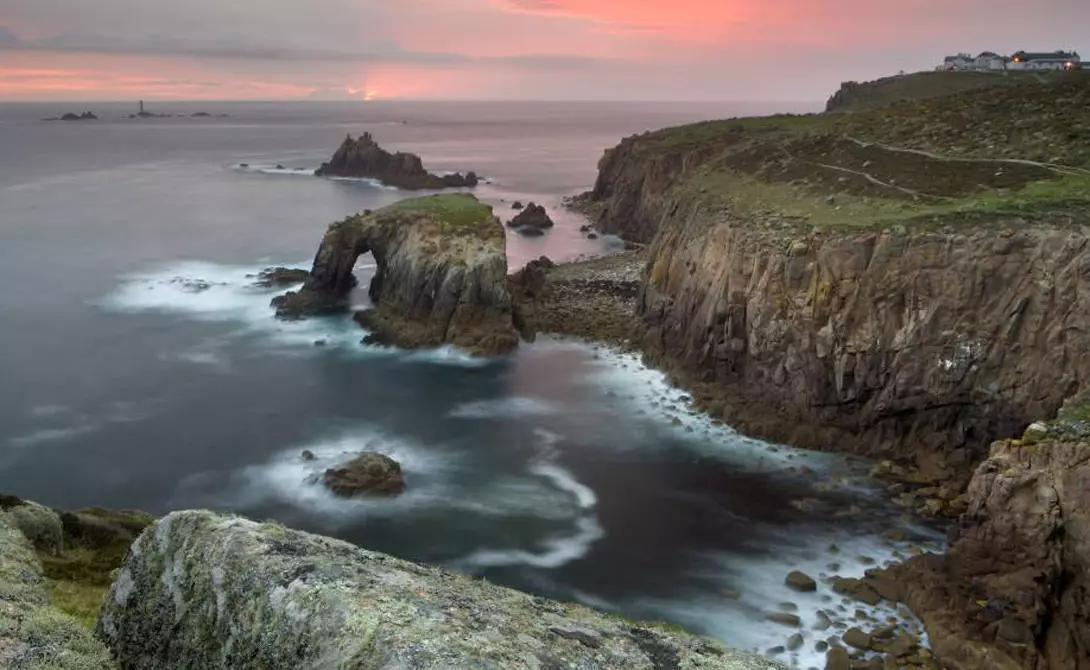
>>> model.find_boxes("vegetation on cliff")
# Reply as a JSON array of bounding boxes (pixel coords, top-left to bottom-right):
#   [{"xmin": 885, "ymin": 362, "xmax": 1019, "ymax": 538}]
[{"xmin": 824, "ymin": 70, "xmax": 1067, "ymax": 113}]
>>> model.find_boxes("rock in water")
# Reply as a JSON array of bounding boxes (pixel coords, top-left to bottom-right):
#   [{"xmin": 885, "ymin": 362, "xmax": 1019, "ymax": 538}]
[
  {"xmin": 323, "ymin": 452, "xmax": 406, "ymax": 497},
  {"xmin": 97, "ymin": 510, "xmax": 784, "ymax": 670},
  {"xmin": 254, "ymin": 267, "xmax": 310, "ymax": 288},
  {"xmin": 273, "ymin": 194, "xmax": 519, "ymax": 356},
  {"xmin": 785, "ymin": 570, "xmax": 817, "ymax": 592},
  {"xmin": 507, "ymin": 202, "xmax": 555, "ymax": 235},
  {"xmin": 315, "ymin": 133, "xmax": 478, "ymax": 190}
]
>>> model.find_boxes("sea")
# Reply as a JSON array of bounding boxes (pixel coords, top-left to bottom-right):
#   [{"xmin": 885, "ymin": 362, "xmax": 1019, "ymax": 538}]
[{"xmin": 0, "ymin": 100, "xmax": 942, "ymax": 668}]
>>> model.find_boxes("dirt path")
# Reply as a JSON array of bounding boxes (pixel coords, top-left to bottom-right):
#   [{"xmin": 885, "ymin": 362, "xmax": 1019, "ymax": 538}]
[{"xmin": 843, "ymin": 136, "xmax": 1090, "ymax": 177}]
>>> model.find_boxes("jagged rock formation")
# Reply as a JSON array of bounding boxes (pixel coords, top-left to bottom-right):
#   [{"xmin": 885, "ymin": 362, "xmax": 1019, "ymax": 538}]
[
  {"xmin": 1, "ymin": 504, "xmax": 116, "ymax": 669},
  {"xmin": 273, "ymin": 194, "xmax": 519, "ymax": 356},
  {"xmin": 252, "ymin": 267, "xmax": 310, "ymax": 288},
  {"xmin": 883, "ymin": 393, "xmax": 1090, "ymax": 669},
  {"xmin": 506, "ymin": 202, "xmax": 555, "ymax": 236},
  {"xmin": 44, "ymin": 111, "xmax": 98, "ymax": 121},
  {"xmin": 323, "ymin": 452, "xmax": 406, "ymax": 497},
  {"xmin": 315, "ymin": 133, "xmax": 479, "ymax": 190},
  {"xmin": 97, "ymin": 510, "xmax": 784, "ymax": 670}
]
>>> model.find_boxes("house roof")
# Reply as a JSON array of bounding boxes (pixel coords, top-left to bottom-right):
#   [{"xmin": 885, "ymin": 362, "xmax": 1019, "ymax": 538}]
[
  {"xmin": 1013, "ymin": 50, "xmax": 1079, "ymax": 61},
  {"xmin": 977, "ymin": 51, "xmax": 1000, "ymax": 58}
]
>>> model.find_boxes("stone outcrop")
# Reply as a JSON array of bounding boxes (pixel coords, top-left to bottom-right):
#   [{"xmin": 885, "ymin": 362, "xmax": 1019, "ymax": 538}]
[
  {"xmin": 273, "ymin": 194, "xmax": 519, "ymax": 356},
  {"xmin": 44, "ymin": 111, "xmax": 98, "ymax": 121},
  {"xmin": 253, "ymin": 267, "xmax": 310, "ymax": 288},
  {"xmin": 1, "ymin": 505, "xmax": 116, "ymax": 669},
  {"xmin": 315, "ymin": 133, "xmax": 479, "ymax": 190},
  {"xmin": 884, "ymin": 393, "xmax": 1090, "ymax": 670},
  {"xmin": 506, "ymin": 202, "xmax": 555, "ymax": 236},
  {"xmin": 97, "ymin": 510, "xmax": 783, "ymax": 670},
  {"xmin": 322, "ymin": 452, "xmax": 406, "ymax": 497}
]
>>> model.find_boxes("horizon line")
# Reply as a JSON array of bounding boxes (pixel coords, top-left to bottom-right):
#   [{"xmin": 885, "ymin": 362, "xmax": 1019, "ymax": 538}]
[{"xmin": 1, "ymin": 98, "xmax": 824, "ymax": 106}]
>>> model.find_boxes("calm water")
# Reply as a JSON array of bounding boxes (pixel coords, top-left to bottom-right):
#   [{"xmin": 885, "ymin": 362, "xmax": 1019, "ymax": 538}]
[{"xmin": 0, "ymin": 100, "xmax": 936, "ymax": 666}]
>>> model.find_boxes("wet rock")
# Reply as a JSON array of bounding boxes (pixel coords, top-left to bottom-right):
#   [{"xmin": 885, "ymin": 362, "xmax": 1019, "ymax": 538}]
[
  {"xmin": 300, "ymin": 450, "xmax": 316, "ymax": 462},
  {"xmin": 507, "ymin": 202, "xmax": 555, "ymax": 235},
  {"xmin": 824, "ymin": 647, "xmax": 850, "ymax": 670},
  {"xmin": 841, "ymin": 628, "xmax": 872, "ymax": 651},
  {"xmin": 786, "ymin": 633, "xmax": 804, "ymax": 651},
  {"xmin": 511, "ymin": 201, "xmax": 524, "ymax": 210},
  {"xmin": 767, "ymin": 612, "xmax": 802, "ymax": 627},
  {"xmin": 322, "ymin": 452, "xmax": 406, "ymax": 497},
  {"xmin": 587, "ymin": 233, "xmax": 599, "ymax": 239},
  {"xmin": 255, "ymin": 267, "xmax": 311, "ymax": 288},
  {"xmin": 832, "ymin": 578, "xmax": 881, "ymax": 606},
  {"xmin": 786, "ymin": 570, "xmax": 817, "ymax": 592}
]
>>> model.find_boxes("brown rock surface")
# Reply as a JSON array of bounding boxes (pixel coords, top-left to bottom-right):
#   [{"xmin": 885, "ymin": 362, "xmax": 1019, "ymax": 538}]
[{"xmin": 323, "ymin": 452, "xmax": 406, "ymax": 497}]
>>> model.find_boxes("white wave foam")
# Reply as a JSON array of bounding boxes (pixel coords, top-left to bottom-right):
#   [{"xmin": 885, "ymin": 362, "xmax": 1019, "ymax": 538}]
[
  {"xmin": 449, "ymin": 397, "xmax": 558, "ymax": 419},
  {"xmin": 8, "ymin": 400, "xmax": 160, "ymax": 448},
  {"xmin": 529, "ymin": 462, "xmax": 597, "ymax": 510},
  {"xmin": 233, "ymin": 164, "xmax": 318, "ymax": 177}
]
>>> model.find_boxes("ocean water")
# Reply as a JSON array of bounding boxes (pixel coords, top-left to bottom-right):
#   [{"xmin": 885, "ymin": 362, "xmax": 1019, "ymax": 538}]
[{"xmin": 0, "ymin": 100, "xmax": 940, "ymax": 667}]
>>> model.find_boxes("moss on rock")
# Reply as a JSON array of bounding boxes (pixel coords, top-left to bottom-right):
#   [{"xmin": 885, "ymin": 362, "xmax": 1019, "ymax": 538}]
[
  {"xmin": 1, "ymin": 502, "xmax": 64, "ymax": 557},
  {"xmin": 98, "ymin": 510, "xmax": 784, "ymax": 670}
]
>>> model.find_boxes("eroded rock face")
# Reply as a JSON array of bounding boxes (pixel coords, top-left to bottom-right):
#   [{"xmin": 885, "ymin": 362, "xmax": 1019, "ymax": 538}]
[
  {"xmin": 323, "ymin": 452, "xmax": 406, "ymax": 497},
  {"xmin": 97, "ymin": 510, "xmax": 785, "ymax": 670},
  {"xmin": 273, "ymin": 195, "xmax": 519, "ymax": 356},
  {"xmin": 253, "ymin": 267, "xmax": 310, "ymax": 288},
  {"xmin": 315, "ymin": 133, "xmax": 479, "ymax": 190},
  {"xmin": 886, "ymin": 396, "xmax": 1090, "ymax": 670}
]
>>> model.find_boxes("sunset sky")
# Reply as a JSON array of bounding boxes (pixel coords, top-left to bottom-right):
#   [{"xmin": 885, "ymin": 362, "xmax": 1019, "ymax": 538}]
[{"xmin": 1, "ymin": 0, "xmax": 1086, "ymax": 101}]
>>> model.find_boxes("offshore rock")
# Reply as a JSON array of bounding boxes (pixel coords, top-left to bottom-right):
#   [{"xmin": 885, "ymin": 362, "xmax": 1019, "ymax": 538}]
[
  {"xmin": 273, "ymin": 194, "xmax": 519, "ymax": 356},
  {"xmin": 315, "ymin": 133, "xmax": 478, "ymax": 190},
  {"xmin": 1, "ymin": 510, "xmax": 116, "ymax": 669},
  {"xmin": 253, "ymin": 266, "xmax": 310, "ymax": 288},
  {"xmin": 96, "ymin": 510, "xmax": 785, "ymax": 670},
  {"xmin": 506, "ymin": 202, "xmax": 555, "ymax": 236},
  {"xmin": 322, "ymin": 452, "xmax": 406, "ymax": 497}
]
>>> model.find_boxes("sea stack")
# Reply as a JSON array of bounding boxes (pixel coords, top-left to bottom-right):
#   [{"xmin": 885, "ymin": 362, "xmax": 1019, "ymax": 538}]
[
  {"xmin": 315, "ymin": 133, "xmax": 479, "ymax": 190},
  {"xmin": 273, "ymin": 194, "xmax": 518, "ymax": 356}
]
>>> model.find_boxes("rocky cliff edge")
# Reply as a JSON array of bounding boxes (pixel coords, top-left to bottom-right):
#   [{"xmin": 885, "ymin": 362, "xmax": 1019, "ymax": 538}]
[{"xmin": 97, "ymin": 510, "xmax": 784, "ymax": 670}]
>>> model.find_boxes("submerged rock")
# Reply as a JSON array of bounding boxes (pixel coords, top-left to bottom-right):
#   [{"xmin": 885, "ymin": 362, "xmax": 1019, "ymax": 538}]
[
  {"xmin": 97, "ymin": 510, "xmax": 786, "ymax": 669},
  {"xmin": 507, "ymin": 202, "xmax": 555, "ymax": 235},
  {"xmin": 254, "ymin": 267, "xmax": 310, "ymax": 288},
  {"xmin": 315, "ymin": 133, "xmax": 478, "ymax": 190},
  {"xmin": 273, "ymin": 194, "xmax": 519, "ymax": 356},
  {"xmin": 323, "ymin": 452, "xmax": 406, "ymax": 497}
]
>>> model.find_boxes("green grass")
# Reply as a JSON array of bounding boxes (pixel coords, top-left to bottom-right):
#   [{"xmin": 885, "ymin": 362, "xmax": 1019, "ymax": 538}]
[
  {"xmin": 384, "ymin": 194, "xmax": 494, "ymax": 229},
  {"xmin": 48, "ymin": 578, "xmax": 108, "ymax": 629}
]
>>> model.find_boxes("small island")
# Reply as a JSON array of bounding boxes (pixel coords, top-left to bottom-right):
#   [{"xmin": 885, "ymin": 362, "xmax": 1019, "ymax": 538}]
[
  {"xmin": 42, "ymin": 111, "xmax": 97, "ymax": 122},
  {"xmin": 314, "ymin": 133, "xmax": 479, "ymax": 190}
]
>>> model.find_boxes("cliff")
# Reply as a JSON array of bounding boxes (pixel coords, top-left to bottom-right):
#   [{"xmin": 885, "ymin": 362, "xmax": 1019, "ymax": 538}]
[
  {"xmin": 823, "ymin": 70, "xmax": 1061, "ymax": 113},
  {"xmin": 274, "ymin": 194, "xmax": 519, "ymax": 356},
  {"xmin": 315, "ymin": 133, "xmax": 479, "ymax": 189},
  {"xmin": 884, "ymin": 393, "xmax": 1090, "ymax": 669},
  {"xmin": 1, "ymin": 502, "xmax": 117, "ymax": 669},
  {"xmin": 580, "ymin": 74, "xmax": 1090, "ymax": 484},
  {"xmin": 97, "ymin": 510, "xmax": 784, "ymax": 670}
]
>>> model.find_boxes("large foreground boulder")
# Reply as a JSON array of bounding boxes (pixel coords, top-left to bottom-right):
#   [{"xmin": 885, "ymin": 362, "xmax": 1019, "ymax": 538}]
[
  {"xmin": 97, "ymin": 510, "xmax": 782, "ymax": 670},
  {"xmin": 273, "ymin": 194, "xmax": 519, "ymax": 356},
  {"xmin": 1, "ymin": 511, "xmax": 116, "ymax": 669},
  {"xmin": 315, "ymin": 133, "xmax": 478, "ymax": 190}
]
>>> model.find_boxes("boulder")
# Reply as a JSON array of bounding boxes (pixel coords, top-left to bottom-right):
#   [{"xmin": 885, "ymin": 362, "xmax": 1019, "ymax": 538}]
[
  {"xmin": 785, "ymin": 570, "xmax": 817, "ymax": 592},
  {"xmin": 1, "ymin": 500, "xmax": 63, "ymax": 557},
  {"xmin": 273, "ymin": 194, "xmax": 519, "ymax": 356},
  {"xmin": 96, "ymin": 510, "xmax": 786, "ymax": 670},
  {"xmin": 323, "ymin": 452, "xmax": 406, "ymax": 497},
  {"xmin": 1, "ymin": 512, "xmax": 116, "ymax": 668},
  {"xmin": 315, "ymin": 133, "xmax": 478, "ymax": 190},
  {"xmin": 506, "ymin": 203, "xmax": 555, "ymax": 235},
  {"xmin": 842, "ymin": 627, "xmax": 872, "ymax": 651},
  {"xmin": 512, "ymin": 201, "xmax": 524, "ymax": 210}
]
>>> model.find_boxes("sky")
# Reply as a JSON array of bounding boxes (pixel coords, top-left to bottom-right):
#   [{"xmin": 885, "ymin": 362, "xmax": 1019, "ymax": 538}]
[{"xmin": 1, "ymin": 0, "xmax": 1087, "ymax": 102}]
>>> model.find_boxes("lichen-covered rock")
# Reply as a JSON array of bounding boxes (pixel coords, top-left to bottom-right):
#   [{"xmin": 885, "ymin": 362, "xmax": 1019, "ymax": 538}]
[
  {"xmin": 1, "ymin": 514, "xmax": 116, "ymax": 669},
  {"xmin": 315, "ymin": 133, "xmax": 478, "ymax": 190},
  {"xmin": 322, "ymin": 452, "xmax": 406, "ymax": 497},
  {"xmin": 97, "ymin": 510, "xmax": 785, "ymax": 670},
  {"xmin": 273, "ymin": 194, "xmax": 519, "ymax": 356},
  {"xmin": 1, "ymin": 500, "xmax": 63, "ymax": 557}
]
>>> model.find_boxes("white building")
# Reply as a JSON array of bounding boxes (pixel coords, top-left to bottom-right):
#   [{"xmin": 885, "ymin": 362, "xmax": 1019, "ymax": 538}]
[{"xmin": 1008, "ymin": 50, "xmax": 1081, "ymax": 71}]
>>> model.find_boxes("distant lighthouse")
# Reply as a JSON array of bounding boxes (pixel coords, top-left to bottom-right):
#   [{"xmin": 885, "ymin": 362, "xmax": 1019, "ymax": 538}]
[{"xmin": 139, "ymin": 100, "xmax": 145, "ymax": 115}]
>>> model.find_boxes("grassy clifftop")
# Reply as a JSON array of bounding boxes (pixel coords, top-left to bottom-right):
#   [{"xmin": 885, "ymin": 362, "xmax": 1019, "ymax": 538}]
[
  {"xmin": 824, "ymin": 70, "xmax": 1068, "ymax": 113},
  {"xmin": 618, "ymin": 71, "xmax": 1090, "ymax": 232}
]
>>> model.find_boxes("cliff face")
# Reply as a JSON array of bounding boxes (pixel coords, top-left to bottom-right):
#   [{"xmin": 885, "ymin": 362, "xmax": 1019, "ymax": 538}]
[
  {"xmin": 274, "ymin": 194, "xmax": 519, "ymax": 356},
  {"xmin": 640, "ymin": 216, "xmax": 1090, "ymax": 473},
  {"xmin": 97, "ymin": 510, "xmax": 784, "ymax": 670},
  {"xmin": 315, "ymin": 133, "xmax": 478, "ymax": 190},
  {"xmin": 888, "ymin": 396, "xmax": 1090, "ymax": 669}
]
